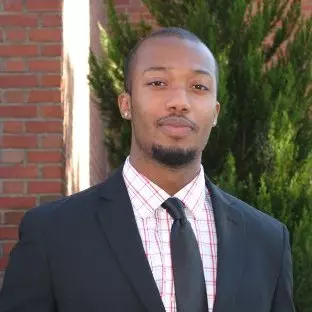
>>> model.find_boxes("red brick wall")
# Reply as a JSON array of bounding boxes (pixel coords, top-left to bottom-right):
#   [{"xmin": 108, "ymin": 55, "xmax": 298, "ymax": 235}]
[
  {"xmin": 0, "ymin": 0, "xmax": 63, "ymax": 280},
  {"xmin": 113, "ymin": 0, "xmax": 154, "ymax": 23}
]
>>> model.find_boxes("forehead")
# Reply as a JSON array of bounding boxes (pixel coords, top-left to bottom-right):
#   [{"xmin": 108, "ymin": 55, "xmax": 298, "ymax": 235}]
[{"xmin": 132, "ymin": 36, "xmax": 216, "ymax": 78}]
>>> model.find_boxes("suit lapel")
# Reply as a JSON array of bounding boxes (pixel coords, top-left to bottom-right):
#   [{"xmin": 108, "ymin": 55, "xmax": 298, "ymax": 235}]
[
  {"xmin": 206, "ymin": 179, "xmax": 246, "ymax": 312},
  {"xmin": 94, "ymin": 165, "xmax": 245, "ymax": 312},
  {"xmin": 95, "ymin": 166, "xmax": 165, "ymax": 312}
]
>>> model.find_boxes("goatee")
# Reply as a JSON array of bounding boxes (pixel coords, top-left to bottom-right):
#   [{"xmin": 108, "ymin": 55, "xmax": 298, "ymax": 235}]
[{"xmin": 151, "ymin": 144, "xmax": 197, "ymax": 169}]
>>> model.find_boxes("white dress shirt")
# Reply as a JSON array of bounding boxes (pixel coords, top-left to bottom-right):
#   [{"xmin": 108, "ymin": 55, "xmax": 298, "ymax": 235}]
[{"xmin": 123, "ymin": 157, "xmax": 217, "ymax": 311}]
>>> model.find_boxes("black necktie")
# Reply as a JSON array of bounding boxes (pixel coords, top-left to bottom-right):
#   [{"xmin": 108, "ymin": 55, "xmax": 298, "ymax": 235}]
[{"xmin": 161, "ymin": 197, "xmax": 208, "ymax": 312}]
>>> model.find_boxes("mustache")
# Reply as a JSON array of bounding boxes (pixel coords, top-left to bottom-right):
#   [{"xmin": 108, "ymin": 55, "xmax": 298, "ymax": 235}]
[{"xmin": 156, "ymin": 115, "xmax": 197, "ymax": 131}]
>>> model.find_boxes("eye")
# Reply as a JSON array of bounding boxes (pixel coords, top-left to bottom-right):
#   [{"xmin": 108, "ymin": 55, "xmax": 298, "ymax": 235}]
[
  {"xmin": 147, "ymin": 81, "xmax": 167, "ymax": 87},
  {"xmin": 192, "ymin": 84, "xmax": 209, "ymax": 91}
]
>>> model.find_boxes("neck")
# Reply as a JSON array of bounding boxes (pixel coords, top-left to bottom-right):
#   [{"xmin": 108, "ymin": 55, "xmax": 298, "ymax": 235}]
[{"xmin": 129, "ymin": 152, "xmax": 202, "ymax": 196}]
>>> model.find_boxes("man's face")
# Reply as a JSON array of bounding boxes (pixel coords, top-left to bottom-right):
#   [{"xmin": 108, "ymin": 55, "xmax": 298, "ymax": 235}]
[{"xmin": 119, "ymin": 36, "xmax": 220, "ymax": 168}]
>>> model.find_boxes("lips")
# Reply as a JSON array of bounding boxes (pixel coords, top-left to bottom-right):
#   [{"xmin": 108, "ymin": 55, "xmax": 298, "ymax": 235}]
[
  {"xmin": 158, "ymin": 116, "xmax": 195, "ymax": 138},
  {"xmin": 158, "ymin": 116, "xmax": 195, "ymax": 129}
]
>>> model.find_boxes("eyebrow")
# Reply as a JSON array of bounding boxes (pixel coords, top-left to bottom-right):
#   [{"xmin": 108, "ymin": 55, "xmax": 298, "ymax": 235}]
[
  {"xmin": 143, "ymin": 66, "xmax": 173, "ymax": 73},
  {"xmin": 143, "ymin": 66, "xmax": 213, "ymax": 77},
  {"xmin": 193, "ymin": 69, "xmax": 212, "ymax": 76}
]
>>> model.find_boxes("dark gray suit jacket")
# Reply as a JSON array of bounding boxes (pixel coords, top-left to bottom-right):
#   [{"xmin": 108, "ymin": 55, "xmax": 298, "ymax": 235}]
[{"xmin": 0, "ymin": 165, "xmax": 295, "ymax": 312}]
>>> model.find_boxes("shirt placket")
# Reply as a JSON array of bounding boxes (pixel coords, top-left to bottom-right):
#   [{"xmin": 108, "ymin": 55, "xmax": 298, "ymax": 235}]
[{"xmin": 157, "ymin": 207, "xmax": 175, "ymax": 311}]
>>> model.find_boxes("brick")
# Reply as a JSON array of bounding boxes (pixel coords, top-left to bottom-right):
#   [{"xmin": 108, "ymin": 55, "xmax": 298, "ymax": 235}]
[
  {"xmin": 40, "ymin": 74, "xmax": 61, "ymax": 87},
  {"xmin": 0, "ymin": 150, "xmax": 25, "ymax": 164},
  {"xmin": 39, "ymin": 195, "xmax": 62, "ymax": 204},
  {"xmin": 3, "ymin": 182, "xmax": 24, "ymax": 194},
  {"xmin": 0, "ymin": 14, "xmax": 37, "ymax": 27},
  {"xmin": 131, "ymin": 0, "xmax": 143, "ymax": 5},
  {"xmin": 28, "ymin": 181, "xmax": 63, "ymax": 194},
  {"xmin": 0, "ymin": 227, "xmax": 18, "ymax": 240},
  {"xmin": 130, "ymin": 14, "xmax": 143, "ymax": 23},
  {"xmin": 39, "ymin": 105, "xmax": 63, "ymax": 118},
  {"xmin": 0, "ymin": 165, "xmax": 38, "ymax": 178},
  {"xmin": 4, "ymin": 59, "xmax": 26, "ymax": 72},
  {"xmin": 0, "ymin": 256, "xmax": 9, "ymax": 270},
  {"xmin": 0, "ymin": 135, "xmax": 38, "ymax": 148},
  {"xmin": 127, "ymin": 7, "xmax": 148, "ymax": 13},
  {"xmin": 29, "ymin": 59, "xmax": 61, "ymax": 72},
  {"xmin": 3, "ymin": 91, "xmax": 26, "ymax": 103},
  {"xmin": 25, "ymin": 121, "xmax": 62, "ymax": 133},
  {"xmin": 115, "ymin": 6, "xmax": 127, "ymax": 14},
  {"xmin": 41, "ymin": 44, "xmax": 62, "ymax": 56},
  {"xmin": 3, "ymin": 121, "xmax": 24, "ymax": 134},
  {"xmin": 5, "ymin": 29, "xmax": 27, "ymax": 42},
  {"xmin": 26, "ymin": 0, "xmax": 62, "ymax": 11},
  {"xmin": 0, "ymin": 30, "xmax": 3, "ymax": 42},
  {"xmin": 115, "ymin": 0, "xmax": 130, "ymax": 4},
  {"xmin": 142, "ymin": 13, "xmax": 153, "ymax": 20},
  {"xmin": 42, "ymin": 165, "xmax": 63, "ymax": 178},
  {"xmin": 0, "ymin": 197, "xmax": 36, "ymax": 209},
  {"xmin": 0, "ymin": 106, "xmax": 37, "ymax": 118},
  {"xmin": 29, "ymin": 28, "xmax": 61, "ymax": 42},
  {"xmin": 41, "ymin": 14, "xmax": 62, "ymax": 27},
  {"xmin": 28, "ymin": 90, "xmax": 61, "ymax": 103},
  {"xmin": 3, "ymin": 0, "xmax": 24, "ymax": 12},
  {"xmin": 0, "ymin": 75, "xmax": 37, "ymax": 88},
  {"xmin": 2, "ymin": 242, "xmax": 17, "ymax": 256},
  {"xmin": 41, "ymin": 135, "xmax": 63, "ymax": 148},
  {"xmin": 303, "ymin": 6, "xmax": 312, "ymax": 16},
  {"xmin": 27, "ymin": 150, "xmax": 63, "ymax": 163},
  {"xmin": 0, "ymin": 45, "xmax": 38, "ymax": 57}
]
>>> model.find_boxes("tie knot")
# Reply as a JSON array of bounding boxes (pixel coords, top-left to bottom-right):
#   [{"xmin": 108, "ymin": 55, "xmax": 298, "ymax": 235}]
[{"xmin": 161, "ymin": 197, "xmax": 186, "ymax": 220}]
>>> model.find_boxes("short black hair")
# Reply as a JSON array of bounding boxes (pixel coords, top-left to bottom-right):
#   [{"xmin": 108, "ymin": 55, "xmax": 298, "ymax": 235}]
[{"xmin": 123, "ymin": 27, "xmax": 219, "ymax": 94}]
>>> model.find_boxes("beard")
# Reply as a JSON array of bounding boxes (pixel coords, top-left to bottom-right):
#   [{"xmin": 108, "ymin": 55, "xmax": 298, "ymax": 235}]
[{"xmin": 151, "ymin": 143, "xmax": 197, "ymax": 169}]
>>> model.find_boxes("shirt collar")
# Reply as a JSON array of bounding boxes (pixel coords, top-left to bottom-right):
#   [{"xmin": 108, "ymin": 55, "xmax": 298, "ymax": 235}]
[{"xmin": 122, "ymin": 156, "xmax": 207, "ymax": 219}]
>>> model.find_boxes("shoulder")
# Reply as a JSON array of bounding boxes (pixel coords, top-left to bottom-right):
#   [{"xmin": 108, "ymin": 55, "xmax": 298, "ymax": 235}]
[
  {"xmin": 20, "ymin": 180, "xmax": 106, "ymax": 234},
  {"xmin": 215, "ymin": 185, "xmax": 286, "ymax": 241},
  {"xmin": 212, "ymin": 185, "xmax": 289, "ymax": 267},
  {"xmin": 19, "ymin": 165, "xmax": 125, "ymax": 235}
]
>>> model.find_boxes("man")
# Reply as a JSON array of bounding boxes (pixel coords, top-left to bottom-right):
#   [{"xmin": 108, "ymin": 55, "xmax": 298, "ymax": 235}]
[{"xmin": 0, "ymin": 27, "xmax": 295, "ymax": 312}]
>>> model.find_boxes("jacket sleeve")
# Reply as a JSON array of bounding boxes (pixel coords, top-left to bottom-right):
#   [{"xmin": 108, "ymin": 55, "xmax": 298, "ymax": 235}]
[
  {"xmin": 271, "ymin": 225, "xmax": 296, "ymax": 312},
  {"xmin": 0, "ymin": 208, "xmax": 56, "ymax": 312}
]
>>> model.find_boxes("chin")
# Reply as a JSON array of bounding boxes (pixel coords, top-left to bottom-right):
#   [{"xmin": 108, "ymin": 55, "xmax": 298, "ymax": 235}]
[
  {"xmin": 153, "ymin": 142, "xmax": 191, "ymax": 152},
  {"xmin": 158, "ymin": 136, "xmax": 193, "ymax": 147},
  {"xmin": 151, "ymin": 142, "xmax": 197, "ymax": 155},
  {"xmin": 150, "ymin": 143, "xmax": 198, "ymax": 168}
]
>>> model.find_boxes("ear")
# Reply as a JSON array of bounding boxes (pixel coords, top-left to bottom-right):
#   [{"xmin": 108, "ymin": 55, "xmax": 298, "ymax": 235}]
[
  {"xmin": 118, "ymin": 92, "xmax": 132, "ymax": 120},
  {"xmin": 212, "ymin": 101, "xmax": 221, "ymax": 127}
]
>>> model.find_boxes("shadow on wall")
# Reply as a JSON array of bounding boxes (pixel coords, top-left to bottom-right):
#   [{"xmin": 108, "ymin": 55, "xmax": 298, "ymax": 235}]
[{"xmin": 63, "ymin": 53, "xmax": 80, "ymax": 195}]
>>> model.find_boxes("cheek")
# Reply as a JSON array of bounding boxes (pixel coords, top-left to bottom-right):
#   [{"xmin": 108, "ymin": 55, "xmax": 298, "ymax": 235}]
[
  {"xmin": 132, "ymin": 95, "xmax": 162, "ymax": 125},
  {"xmin": 196, "ymin": 107, "xmax": 215, "ymax": 127},
  {"xmin": 194, "ymin": 108, "xmax": 215, "ymax": 139},
  {"xmin": 131, "ymin": 103, "xmax": 157, "ymax": 136}
]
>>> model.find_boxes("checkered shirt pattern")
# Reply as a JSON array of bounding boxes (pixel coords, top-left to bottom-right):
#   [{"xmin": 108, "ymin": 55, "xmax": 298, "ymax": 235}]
[{"xmin": 122, "ymin": 157, "xmax": 218, "ymax": 312}]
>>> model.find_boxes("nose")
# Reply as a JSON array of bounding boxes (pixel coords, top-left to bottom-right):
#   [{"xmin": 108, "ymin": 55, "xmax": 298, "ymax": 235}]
[{"xmin": 165, "ymin": 86, "xmax": 191, "ymax": 113}]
